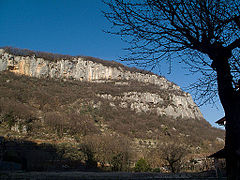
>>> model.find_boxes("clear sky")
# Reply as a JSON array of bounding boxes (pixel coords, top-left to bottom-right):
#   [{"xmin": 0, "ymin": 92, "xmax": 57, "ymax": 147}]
[{"xmin": 0, "ymin": 0, "xmax": 224, "ymax": 128}]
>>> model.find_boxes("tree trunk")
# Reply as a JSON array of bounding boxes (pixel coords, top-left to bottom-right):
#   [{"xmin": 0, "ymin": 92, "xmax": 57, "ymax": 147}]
[
  {"xmin": 225, "ymin": 95, "xmax": 240, "ymax": 179},
  {"xmin": 212, "ymin": 50, "xmax": 240, "ymax": 179}
]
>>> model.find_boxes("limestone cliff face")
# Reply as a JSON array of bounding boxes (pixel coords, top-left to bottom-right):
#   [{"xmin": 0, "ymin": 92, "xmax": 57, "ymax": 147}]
[
  {"xmin": 97, "ymin": 91, "xmax": 203, "ymax": 120},
  {"xmin": 0, "ymin": 49, "xmax": 175, "ymax": 89},
  {"xmin": 0, "ymin": 48, "xmax": 203, "ymax": 120}
]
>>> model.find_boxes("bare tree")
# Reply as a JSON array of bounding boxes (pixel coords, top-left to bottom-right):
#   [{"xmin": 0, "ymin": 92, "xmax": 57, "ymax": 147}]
[
  {"xmin": 160, "ymin": 143, "xmax": 188, "ymax": 173},
  {"xmin": 103, "ymin": 0, "xmax": 240, "ymax": 178}
]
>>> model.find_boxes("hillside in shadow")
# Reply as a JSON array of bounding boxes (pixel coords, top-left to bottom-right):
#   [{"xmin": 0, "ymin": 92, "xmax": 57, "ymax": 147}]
[{"xmin": 0, "ymin": 136, "xmax": 99, "ymax": 171}]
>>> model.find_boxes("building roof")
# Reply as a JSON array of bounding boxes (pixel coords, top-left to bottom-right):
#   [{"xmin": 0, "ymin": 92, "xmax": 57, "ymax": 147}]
[
  {"xmin": 215, "ymin": 117, "xmax": 226, "ymax": 126},
  {"xmin": 208, "ymin": 148, "xmax": 226, "ymax": 159}
]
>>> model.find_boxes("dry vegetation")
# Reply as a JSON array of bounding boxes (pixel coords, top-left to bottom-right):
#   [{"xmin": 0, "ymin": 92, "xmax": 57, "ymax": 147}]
[{"xmin": 0, "ymin": 71, "xmax": 224, "ymax": 172}]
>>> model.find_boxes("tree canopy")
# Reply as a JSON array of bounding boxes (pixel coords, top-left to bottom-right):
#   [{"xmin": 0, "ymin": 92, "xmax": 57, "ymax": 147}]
[{"xmin": 103, "ymin": 0, "xmax": 240, "ymax": 105}]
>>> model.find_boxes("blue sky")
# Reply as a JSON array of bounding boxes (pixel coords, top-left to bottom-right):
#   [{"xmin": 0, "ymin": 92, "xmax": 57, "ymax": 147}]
[{"xmin": 0, "ymin": 0, "xmax": 224, "ymax": 128}]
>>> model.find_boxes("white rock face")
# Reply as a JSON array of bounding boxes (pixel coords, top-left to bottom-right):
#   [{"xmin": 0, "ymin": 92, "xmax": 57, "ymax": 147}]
[
  {"xmin": 97, "ymin": 91, "xmax": 203, "ymax": 120},
  {"xmin": 0, "ymin": 48, "xmax": 204, "ymax": 120},
  {"xmin": 0, "ymin": 49, "xmax": 179, "ymax": 90}
]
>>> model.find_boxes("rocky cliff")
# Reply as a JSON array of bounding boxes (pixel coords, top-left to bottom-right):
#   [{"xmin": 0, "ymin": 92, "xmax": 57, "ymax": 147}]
[
  {"xmin": 0, "ymin": 48, "xmax": 175, "ymax": 88},
  {"xmin": 0, "ymin": 47, "xmax": 203, "ymax": 120}
]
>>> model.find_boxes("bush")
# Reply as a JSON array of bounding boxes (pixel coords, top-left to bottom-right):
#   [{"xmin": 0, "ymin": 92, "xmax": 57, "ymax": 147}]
[
  {"xmin": 111, "ymin": 153, "xmax": 124, "ymax": 171},
  {"xmin": 152, "ymin": 168, "xmax": 161, "ymax": 172},
  {"xmin": 134, "ymin": 158, "xmax": 151, "ymax": 172},
  {"xmin": 78, "ymin": 143, "xmax": 97, "ymax": 169},
  {"xmin": 3, "ymin": 111, "xmax": 15, "ymax": 128}
]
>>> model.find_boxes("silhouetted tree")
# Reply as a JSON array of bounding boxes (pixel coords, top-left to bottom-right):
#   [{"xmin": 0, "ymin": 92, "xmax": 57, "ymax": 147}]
[{"xmin": 103, "ymin": 0, "xmax": 240, "ymax": 178}]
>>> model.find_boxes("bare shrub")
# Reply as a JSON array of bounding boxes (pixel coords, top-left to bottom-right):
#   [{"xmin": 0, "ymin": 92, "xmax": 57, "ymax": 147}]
[
  {"xmin": 158, "ymin": 142, "xmax": 189, "ymax": 173},
  {"xmin": 0, "ymin": 98, "xmax": 35, "ymax": 129},
  {"xmin": 80, "ymin": 134, "xmax": 132, "ymax": 171},
  {"xmin": 68, "ymin": 112, "xmax": 99, "ymax": 136},
  {"xmin": 44, "ymin": 112, "xmax": 68, "ymax": 136},
  {"xmin": 2, "ymin": 46, "xmax": 73, "ymax": 62},
  {"xmin": 0, "ymin": 98, "xmax": 34, "ymax": 119}
]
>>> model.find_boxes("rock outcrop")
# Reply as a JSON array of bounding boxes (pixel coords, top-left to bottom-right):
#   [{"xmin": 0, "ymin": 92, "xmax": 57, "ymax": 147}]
[
  {"xmin": 97, "ymin": 91, "xmax": 203, "ymax": 119},
  {"xmin": 0, "ymin": 48, "xmax": 203, "ymax": 120},
  {"xmin": 0, "ymin": 48, "xmax": 176, "ymax": 89}
]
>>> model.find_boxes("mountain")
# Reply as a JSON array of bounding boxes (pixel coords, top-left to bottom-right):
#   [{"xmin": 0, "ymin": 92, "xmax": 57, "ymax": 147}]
[
  {"xmin": 0, "ymin": 47, "xmax": 224, "ymax": 172},
  {"xmin": 0, "ymin": 47, "xmax": 203, "ymax": 120}
]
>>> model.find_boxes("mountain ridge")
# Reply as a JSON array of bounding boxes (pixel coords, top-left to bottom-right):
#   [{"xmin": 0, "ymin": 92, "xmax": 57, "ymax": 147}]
[
  {"xmin": 0, "ymin": 47, "xmax": 202, "ymax": 120},
  {"xmin": 0, "ymin": 47, "xmax": 178, "ymax": 88}
]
